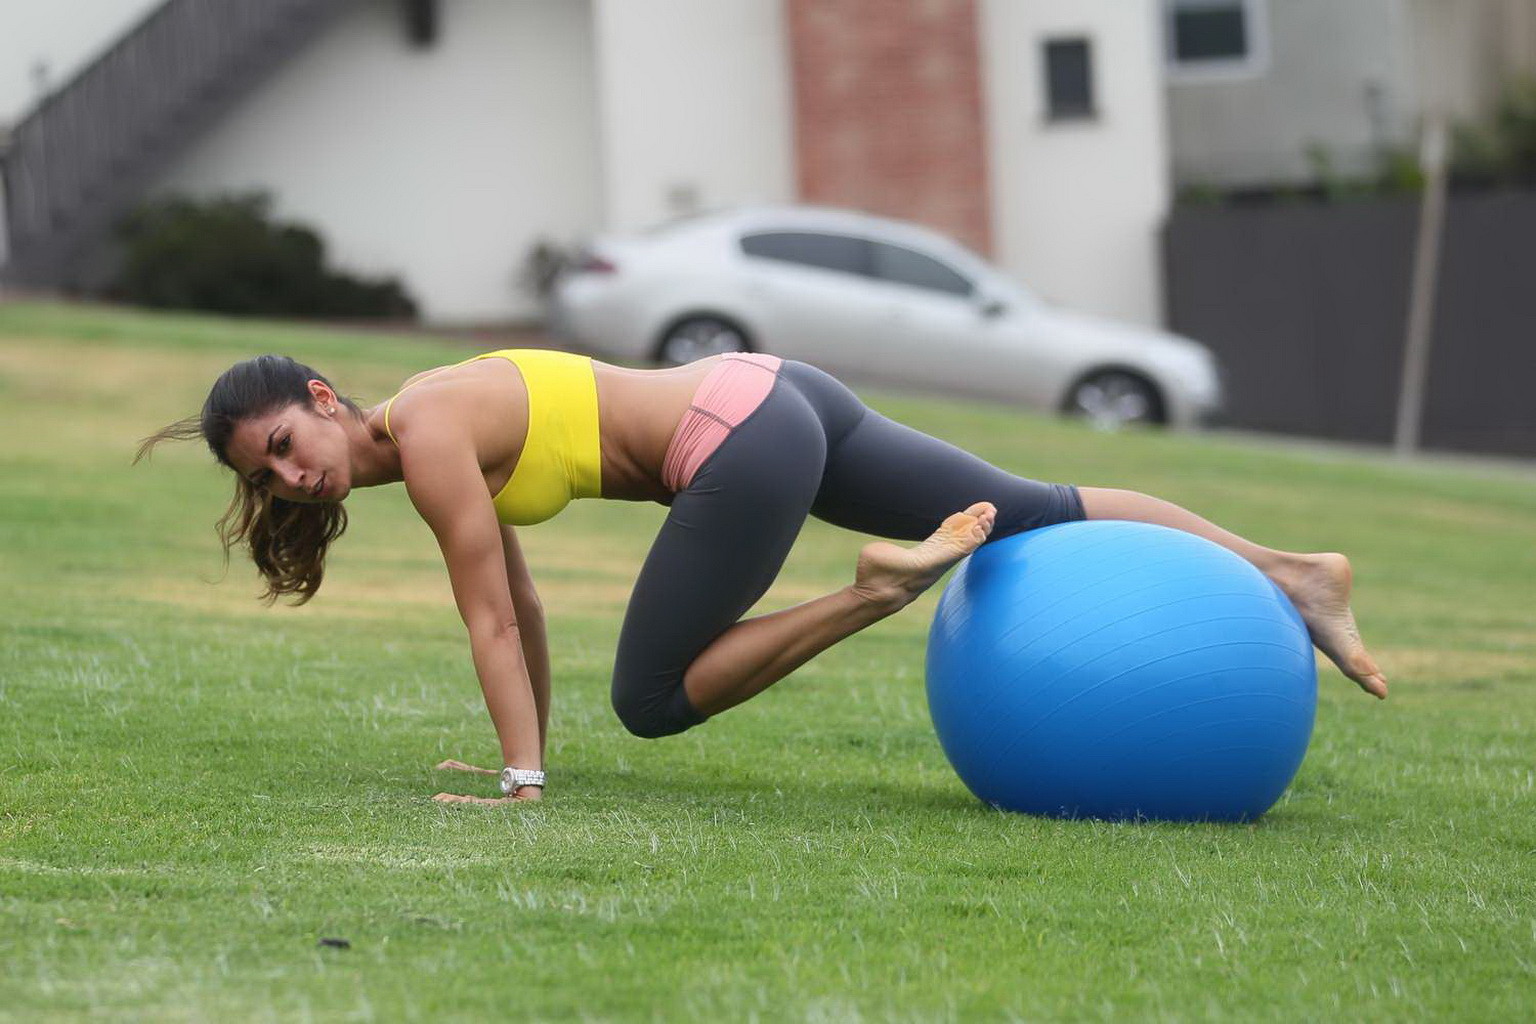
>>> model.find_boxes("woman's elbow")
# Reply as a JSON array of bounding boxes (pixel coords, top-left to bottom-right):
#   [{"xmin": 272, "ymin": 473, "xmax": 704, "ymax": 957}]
[{"xmin": 466, "ymin": 614, "xmax": 522, "ymax": 643}]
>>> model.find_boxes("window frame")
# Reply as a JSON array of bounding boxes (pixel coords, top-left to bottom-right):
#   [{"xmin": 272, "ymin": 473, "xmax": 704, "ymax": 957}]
[{"xmin": 1164, "ymin": 0, "xmax": 1270, "ymax": 84}]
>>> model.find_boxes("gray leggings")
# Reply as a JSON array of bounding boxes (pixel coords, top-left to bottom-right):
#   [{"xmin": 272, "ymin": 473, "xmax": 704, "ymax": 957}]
[{"xmin": 611, "ymin": 361, "xmax": 1084, "ymax": 738}]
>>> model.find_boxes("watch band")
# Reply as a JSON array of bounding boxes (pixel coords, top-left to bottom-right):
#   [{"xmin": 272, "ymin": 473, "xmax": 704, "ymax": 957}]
[{"xmin": 499, "ymin": 767, "xmax": 547, "ymax": 795}]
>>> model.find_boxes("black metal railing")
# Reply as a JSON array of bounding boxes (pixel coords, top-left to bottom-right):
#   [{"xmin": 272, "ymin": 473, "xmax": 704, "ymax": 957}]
[{"xmin": 0, "ymin": 0, "xmax": 352, "ymax": 289}]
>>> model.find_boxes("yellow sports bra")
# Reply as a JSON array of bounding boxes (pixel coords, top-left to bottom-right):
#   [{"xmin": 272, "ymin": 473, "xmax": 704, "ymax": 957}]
[{"xmin": 383, "ymin": 349, "xmax": 603, "ymax": 526}]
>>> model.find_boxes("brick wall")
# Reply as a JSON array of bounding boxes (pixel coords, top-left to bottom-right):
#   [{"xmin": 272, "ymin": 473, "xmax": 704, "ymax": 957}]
[{"xmin": 786, "ymin": 0, "xmax": 992, "ymax": 255}]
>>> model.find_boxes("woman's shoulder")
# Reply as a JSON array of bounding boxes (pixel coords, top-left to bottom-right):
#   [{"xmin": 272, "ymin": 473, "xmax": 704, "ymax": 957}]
[
  {"xmin": 398, "ymin": 366, "xmax": 442, "ymax": 391},
  {"xmin": 379, "ymin": 356, "xmax": 528, "ymax": 448},
  {"xmin": 379, "ymin": 363, "xmax": 464, "ymax": 443}
]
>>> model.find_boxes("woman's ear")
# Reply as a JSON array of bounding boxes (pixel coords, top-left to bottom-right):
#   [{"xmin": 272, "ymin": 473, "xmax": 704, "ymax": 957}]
[{"xmin": 307, "ymin": 379, "xmax": 338, "ymax": 413}]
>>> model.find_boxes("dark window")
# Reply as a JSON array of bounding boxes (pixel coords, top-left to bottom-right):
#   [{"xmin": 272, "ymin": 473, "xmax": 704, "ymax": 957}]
[
  {"xmin": 402, "ymin": 0, "xmax": 439, "ymax": 48},
  {"xmin": 1044, "ymin": 38, "xmax": 1094, "ymax": 121},
  {"xmin": 1171, "ymin": 2, "xmax": 1249, "ymax": 62},
  {"xmin": 740, "ymin": 232, "xmax": 872, "ymax": 276},
  {"xmin": 870, "ymin": 242, "xmax": 973, "ymax": 297}
]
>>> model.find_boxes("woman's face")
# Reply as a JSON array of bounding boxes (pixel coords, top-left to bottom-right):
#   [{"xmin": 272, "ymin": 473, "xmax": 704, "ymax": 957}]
[{"xmin": 224, "ymin": 393, "xmax": 352, "ymax": 505}]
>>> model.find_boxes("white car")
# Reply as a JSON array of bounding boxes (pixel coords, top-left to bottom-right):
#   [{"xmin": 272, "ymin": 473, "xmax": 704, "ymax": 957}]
[{"xmin": 549, "ymin": 206, "xmax": 1221, "ymax": 429}]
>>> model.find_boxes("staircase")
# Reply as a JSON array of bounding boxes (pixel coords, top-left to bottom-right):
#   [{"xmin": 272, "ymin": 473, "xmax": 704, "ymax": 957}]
[{"xmin": 0, "ymin": 0, "xmax": 353, "ymax": 290}]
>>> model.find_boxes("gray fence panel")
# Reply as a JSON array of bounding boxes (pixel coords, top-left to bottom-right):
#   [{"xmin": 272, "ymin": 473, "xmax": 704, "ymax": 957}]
[
  {"xmin": 1166, "ymin": 194, "xmax": 1536, "ymax": 458},
  {"xmin": 1424, "ymin": 193, "xmax": 1536, "ymax": 457}
]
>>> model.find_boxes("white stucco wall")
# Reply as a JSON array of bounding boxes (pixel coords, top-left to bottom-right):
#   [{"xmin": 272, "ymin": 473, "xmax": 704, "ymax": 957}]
[
  {"xmin": 157, "ymin": 0, "xmax": 603, "ymax": 323},
  {"xmin": 1408, "ymin": 0, "xmax": 1536, "ymax": 121},
  {"xmin": 0, "ymin": 0, "xmax": 164, "ymax": 125},
  {"xmin": 979, "ymin": 0, "xmax": 1171, "ymax": 326},
  {"xmin": 590, "ymin": 0, "xmax": 794, "ymax": 232},
  {"xmin": 1166, "ymin": 0, "xmax": 1417, "ymax": 186}
]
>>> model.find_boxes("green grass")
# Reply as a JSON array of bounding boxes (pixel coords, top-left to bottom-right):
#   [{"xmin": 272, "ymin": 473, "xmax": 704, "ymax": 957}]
[{"xmin": 2, "ymin": 301, "xmax": 1533, "ymax": 1022}]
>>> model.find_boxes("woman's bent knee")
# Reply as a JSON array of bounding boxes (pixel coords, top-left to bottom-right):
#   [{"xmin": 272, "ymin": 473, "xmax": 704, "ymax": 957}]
[{"xmin": 610, "ymin": 673, "xmax": 706, "ymax": 739}]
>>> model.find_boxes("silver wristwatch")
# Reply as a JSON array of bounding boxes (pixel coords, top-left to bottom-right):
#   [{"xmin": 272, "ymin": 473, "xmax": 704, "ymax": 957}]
[{"xmin": 499, "ymin": 767, "xmax": 547, "ymax": 795}]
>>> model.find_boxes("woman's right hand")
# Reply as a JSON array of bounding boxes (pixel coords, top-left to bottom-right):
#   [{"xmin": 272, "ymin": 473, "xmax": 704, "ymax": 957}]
[
  {"xmin": 431, "ymin": 789, "xmax": 541, "ymax": 805},
  {"xmin": 432, "ymin": 760, "xmax": 543, "ymax": 802}
]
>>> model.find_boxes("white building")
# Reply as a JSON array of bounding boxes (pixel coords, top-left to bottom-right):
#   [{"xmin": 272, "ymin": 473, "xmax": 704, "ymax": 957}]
[{"xmin": 1, "ymin": 0, "xmax": 1171, "ymax": 326}]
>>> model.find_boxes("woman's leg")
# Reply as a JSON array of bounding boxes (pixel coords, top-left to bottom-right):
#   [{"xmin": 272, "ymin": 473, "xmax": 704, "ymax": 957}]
[
  {"xmin": 783, "ymin": 363, "xmax": 1387, "ymax": 700},
  {"xmin": 609, "ymin": 400, "xmax": 820, "ymax": 736},
  {"xmin": 783, "ymin": 361, "xmax": 1084, "ymax": 541},
  {"xmin": 612, "ymin": 380, "xmax": 994, "ymax": 736},
  {"xmin": 1077, "ymin": 487, "xmax": 1388, "ymax": 698},
  {"xmin": 681, "ymin": 502, "xmax": 996, "ymax": 718},
  {"xmin": 656, "ymin": 361, "xmax": 1079, "ymax": 720},
  {"xmin": 616, "ymin": 364, "xmax": 1385, "ymax": 738}
]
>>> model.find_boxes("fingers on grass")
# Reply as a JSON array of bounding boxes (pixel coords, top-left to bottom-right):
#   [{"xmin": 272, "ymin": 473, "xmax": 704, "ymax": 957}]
[
  {"xmin": 434, "ymin": 760, "xmax": 495, "ymax": 774},
  {"xmin": 433, "ymin": 792, "xmax": 518, "ymax": 806}
]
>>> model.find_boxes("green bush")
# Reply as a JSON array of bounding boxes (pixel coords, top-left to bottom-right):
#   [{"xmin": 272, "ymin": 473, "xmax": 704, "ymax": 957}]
[
  {"xmin": 111, "ymin": 193, "xmax": 418, "ymax": 319},
  {"xmin": 1175, "ymin": 77, "xmax": 1536, "ymax": 208},
  {"xmin": 1452, "ymin": 77, "xmax": 1536, "ymax": 186}
]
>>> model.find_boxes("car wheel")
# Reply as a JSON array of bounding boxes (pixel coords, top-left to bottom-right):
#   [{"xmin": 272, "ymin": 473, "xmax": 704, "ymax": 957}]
[
  {"xmin": 656, "ymin": 316, "xmax": 750, "ymax": 365},
  {"xmin": 1065, "ymin": 371, "xmax": 1165, "ymax": 430}
]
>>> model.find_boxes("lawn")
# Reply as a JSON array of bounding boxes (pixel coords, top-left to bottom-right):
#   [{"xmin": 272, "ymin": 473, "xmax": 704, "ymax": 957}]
[{"xmin": 1, "ymin": 301, "xmax": 1532, "ymax": 1022}]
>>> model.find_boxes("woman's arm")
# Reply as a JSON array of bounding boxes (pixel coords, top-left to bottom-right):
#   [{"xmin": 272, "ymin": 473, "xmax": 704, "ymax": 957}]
[
  {"xmin": 501, "ymin": 525, "xmax": 550, "ymax": 757},
  {"xmin": 397, "ymin": 423, "xmax": 543, "ymax": 801}
]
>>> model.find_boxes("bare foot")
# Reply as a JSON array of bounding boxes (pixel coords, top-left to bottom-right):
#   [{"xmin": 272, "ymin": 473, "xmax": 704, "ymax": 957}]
[
  {"xmin": 1272, "ymin": 552, "xmax": 1389, "ymax": 699},
  {"xmin": 852, "ymin": 502, "xmax": 996, "ymax": 609}
]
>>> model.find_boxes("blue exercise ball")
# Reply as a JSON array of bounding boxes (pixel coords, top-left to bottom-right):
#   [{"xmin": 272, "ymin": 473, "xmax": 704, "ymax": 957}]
[{"xmin": 926, "ymin": 520, "xmax": 1317, "ymax": 822}]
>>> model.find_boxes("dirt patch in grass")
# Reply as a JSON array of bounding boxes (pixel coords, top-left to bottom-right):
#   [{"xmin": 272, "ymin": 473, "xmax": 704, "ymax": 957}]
[
  {"xmin": 1376, "ymin": 645, "xmax": 1535, "ymax": 687},
  {"xmin": 0, "ymin": 336, "xmax": 412, "ymax": 422},
  {"xmin": 0, "ymin": 340, "xmax": 231, "ymax": 409}
]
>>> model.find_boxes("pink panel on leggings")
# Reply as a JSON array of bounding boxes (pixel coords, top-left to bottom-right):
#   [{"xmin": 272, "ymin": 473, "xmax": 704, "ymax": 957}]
[{"xmin": 662, "ymin": 353, "xmax": 783, "ymax": 492}]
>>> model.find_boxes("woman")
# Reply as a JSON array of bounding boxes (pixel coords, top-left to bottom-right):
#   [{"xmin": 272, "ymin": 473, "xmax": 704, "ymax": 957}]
[{"xmin": 141, "ymin": 349, "xmax": 1387, "ymax": 804}]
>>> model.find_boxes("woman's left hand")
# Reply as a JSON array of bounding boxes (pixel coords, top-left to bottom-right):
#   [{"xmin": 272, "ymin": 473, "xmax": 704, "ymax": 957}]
[{"xmin": 434, "ymin": 759, "xmax": 497, "ymax": 775}]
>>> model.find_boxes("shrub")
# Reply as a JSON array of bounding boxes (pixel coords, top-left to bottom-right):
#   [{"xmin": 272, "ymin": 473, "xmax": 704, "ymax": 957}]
[
  {"xmin": 111, "ymin": 193, "xmax": 417, "ymax": 319},
  {"xmin": 1452, "ymin": 77, "xmax": 1536, "ymax": 187}
]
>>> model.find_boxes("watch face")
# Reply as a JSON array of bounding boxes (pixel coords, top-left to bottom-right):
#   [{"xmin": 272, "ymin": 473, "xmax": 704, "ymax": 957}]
[{"xmin": 499, "ymin": 770, "xmax": 514, "ymax": 795}]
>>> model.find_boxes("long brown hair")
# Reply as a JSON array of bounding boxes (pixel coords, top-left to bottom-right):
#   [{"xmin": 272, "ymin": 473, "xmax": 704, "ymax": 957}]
[{"xmin": 137, "ymin": 354, "xmax": 361, "ymax": 604}]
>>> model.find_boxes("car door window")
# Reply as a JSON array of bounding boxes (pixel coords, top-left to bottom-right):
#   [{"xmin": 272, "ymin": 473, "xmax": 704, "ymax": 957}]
[
  {"xmin": 740, "ymin": 232, "xmax": 872, "ymax": 276},
  {"xmin": 870, "ymin": 242, "xmax": 975, "ymax": 297}
]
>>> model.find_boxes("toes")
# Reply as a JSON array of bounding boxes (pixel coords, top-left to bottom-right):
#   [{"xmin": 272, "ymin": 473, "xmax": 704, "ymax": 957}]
[
  {"xmin": 1346, "ymin": 652, "xmax": 1386, "ymax": 697},
  {"xmin": 941, "ymin": 511, "xmax": 972, "ymax": 530},
  {"xmin": 944, "ymin": 503, "xmax": 997, "ymax": 546},
  {"xmin": 1360, "ymin": 673, "xmax": 1389, "ymax": 700}
]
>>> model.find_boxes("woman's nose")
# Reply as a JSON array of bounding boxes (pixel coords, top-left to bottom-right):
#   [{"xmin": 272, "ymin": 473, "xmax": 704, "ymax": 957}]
[{"xmin": 280, "ymin": 465, "xmax": 306, "ymax": 492}]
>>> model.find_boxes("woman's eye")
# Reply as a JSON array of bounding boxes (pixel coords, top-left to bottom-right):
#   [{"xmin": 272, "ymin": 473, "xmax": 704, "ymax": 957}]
[{"xmin": 277, "ymin": 436, "xmax": 291, "ymax": 453}]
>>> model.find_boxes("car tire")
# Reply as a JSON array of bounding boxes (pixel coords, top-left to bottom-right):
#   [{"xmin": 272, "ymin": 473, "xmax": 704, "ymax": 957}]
[
  {"xmin": 655, "ymin": 316, "xmax": 751, "ymax": 365},
  {"xmin": 1064, "ymin": 370, "xmax": 1166, "ymax": 430}
]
